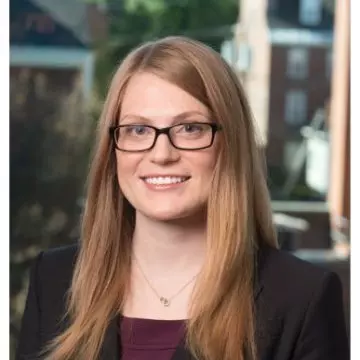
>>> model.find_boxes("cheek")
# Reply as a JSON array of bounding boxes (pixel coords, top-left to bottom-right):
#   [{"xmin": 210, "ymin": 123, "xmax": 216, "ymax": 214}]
[
  {"xmin": 116, "ymin": 153, "xmax": 139, "ymax": 171},
  {"xmin": 115, "ymin": 153, "xmax": 142, "ymax": 186},
  {"xmin": 190, "ymin": 152, "xmax": 218, "ymax": 180}
]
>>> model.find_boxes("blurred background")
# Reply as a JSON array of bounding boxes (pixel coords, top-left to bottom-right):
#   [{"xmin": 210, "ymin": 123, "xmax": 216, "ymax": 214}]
[{"xmin": 9, "ymin": 0, "xmax": 350, "ymax": 357}]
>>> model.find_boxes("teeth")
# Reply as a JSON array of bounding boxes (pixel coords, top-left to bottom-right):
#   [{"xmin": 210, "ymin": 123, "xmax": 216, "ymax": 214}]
[{"xmin": 144, "ymin": 176, "xmax": 187, "ymax": 185}]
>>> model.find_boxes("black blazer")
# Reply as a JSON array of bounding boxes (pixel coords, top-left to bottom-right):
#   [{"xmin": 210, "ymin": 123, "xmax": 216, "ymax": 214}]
[{"xmin": 16, "ymin": 244, "xmax": 349, "ymax": 360}]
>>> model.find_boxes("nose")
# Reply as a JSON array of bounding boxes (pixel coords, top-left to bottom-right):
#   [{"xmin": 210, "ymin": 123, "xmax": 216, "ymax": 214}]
[{"xmin": 148, "ymin": 133, "xmax": 180, "ymax": 164}]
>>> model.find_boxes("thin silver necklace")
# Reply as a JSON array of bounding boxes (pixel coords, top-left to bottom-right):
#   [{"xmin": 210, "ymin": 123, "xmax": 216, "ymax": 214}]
[{"xmin": 133, "ymin": 255, "xmax": 199, "ymax": 307}]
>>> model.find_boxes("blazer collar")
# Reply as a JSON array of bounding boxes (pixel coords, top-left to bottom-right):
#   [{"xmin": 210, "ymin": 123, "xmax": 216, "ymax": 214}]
[
  {"xmin": 99, "ymin": 244, "xmax": 270, "ymax": 360},
  {"xmin": 99, "ymin": 315, "xmax": 120, "ymax": 360},
  {"xmin": 254, "ymin": 243, "xmax": 270, "ymax": 300}
]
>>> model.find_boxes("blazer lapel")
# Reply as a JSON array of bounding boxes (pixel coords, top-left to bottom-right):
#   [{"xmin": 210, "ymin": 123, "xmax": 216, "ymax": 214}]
[
  {"xmin": 99, "ymin": 315, "xmax": 121, "ymax": 360},
  {"xmin": 254, "ymin": 245, "xmax": 284, "ymax": 357},
  {"xmin": 254, "ymin": 244, "xmax": 267, "ymax": 301}
]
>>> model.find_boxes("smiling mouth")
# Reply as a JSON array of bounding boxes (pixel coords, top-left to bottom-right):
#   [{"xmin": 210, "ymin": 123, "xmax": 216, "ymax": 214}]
[{"xmin": 140, "ymin": 176, "xmax": 191, "ymax": 185}]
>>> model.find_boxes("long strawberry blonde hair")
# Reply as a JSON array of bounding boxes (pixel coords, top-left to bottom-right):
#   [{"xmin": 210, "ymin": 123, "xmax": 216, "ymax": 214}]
[{"xmin": 45, "ymin": 36, "xmax": 278, "ymax": 360}]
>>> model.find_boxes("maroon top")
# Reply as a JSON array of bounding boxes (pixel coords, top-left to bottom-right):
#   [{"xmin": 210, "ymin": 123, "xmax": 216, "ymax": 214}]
[{"xmin": 120, "ymin": 316, "xmax": 186, "ymax": 360}]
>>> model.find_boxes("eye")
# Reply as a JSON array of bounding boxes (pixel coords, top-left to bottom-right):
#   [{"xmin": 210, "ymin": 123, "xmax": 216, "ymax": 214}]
[
  {"xmin": 180, "ymin": 123, "xmax": 206, "ymax": 133},
  {"xmin": 125, "ymin": 125, "xmax": 149, "ymax": 135}
]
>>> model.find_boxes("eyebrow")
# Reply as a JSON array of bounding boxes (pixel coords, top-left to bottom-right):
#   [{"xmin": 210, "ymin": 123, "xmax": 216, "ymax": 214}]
[{"xmin": 118, "ymin": 111, "xmax": 210, "ymax": 124}]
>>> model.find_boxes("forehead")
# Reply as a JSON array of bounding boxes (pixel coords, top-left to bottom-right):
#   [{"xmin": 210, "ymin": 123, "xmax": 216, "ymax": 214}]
[{"xmin": 120, "ymin": 72, "xmax": 210, "ymax": 122}]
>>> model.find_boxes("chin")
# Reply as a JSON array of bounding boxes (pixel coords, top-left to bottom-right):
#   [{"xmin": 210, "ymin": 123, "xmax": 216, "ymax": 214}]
[
  {"xmin": 139, "ymin": 204, "xmax": 206, "ymax": 223},
  {"xmin": 144, "ymin": 210, "xmax": 189, "ymax": 222}
]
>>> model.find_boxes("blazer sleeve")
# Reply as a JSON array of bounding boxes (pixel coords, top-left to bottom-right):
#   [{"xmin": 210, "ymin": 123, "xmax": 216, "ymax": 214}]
[
  {"xmin": 15, "ymin": 252, "xmax": 44, "ymax": 360},
  {"xmin": 293, "ymin": 271, "xmax": 350, "ymax": 360}
]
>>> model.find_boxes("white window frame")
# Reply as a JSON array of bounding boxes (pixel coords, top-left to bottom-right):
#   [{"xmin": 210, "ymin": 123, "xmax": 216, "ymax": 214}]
[
  {"xmin": 287, "ymin": 48, "xmax": 309, "ymax": 79},
  {"xmin": 284, "ymin": 140, "xmax": 303, "ymax": 173},
  {"xmin": 285, "ymin": 90, "xmax": 308, "ymax": 126},
  {"xmin": 10, "ymin": 46, "xmax": 94, "ymax": 99},
  {"xmin": 299, "ymin": 0, "xmax": 322, "ymax": 26},
  {"xmin": 221, "ymin": 40, "xmax": 251, "ymax": 72}
]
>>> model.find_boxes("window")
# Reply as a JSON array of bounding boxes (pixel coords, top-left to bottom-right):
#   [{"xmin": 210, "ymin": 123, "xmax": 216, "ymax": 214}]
[
  {"xmin": 236, "ymin": 43, "xmax": 251, "ymax": 72},
  {"xmin": 299, "ymin": 0, "xmax": 322, "ymax": 26},
  {"xmin": 285, "ymin": 90, "xmax": 308, "ymax": 126},
  {"xmin": 268, "ymin": 0, "xmax": 278, "ymax": 13},
  {"xmin": 287, "ymin": 48, "xmax": 309, "ymax": 79},
  {"xmin": 221, "ymin": 40, "xmax": 251, "ymax": 72},
  {"xmin": 221, "ymin": 39, "xmax": 235, "ymax": 65},
  {"xmin": 325, "ymin": 49, "xmax": 333, "ymax": 79}
]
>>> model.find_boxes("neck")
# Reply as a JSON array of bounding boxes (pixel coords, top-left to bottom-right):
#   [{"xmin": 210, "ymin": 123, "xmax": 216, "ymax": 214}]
[{"xmin": 132, "ymin": 212, "xmax": 207, "ymax": 277}]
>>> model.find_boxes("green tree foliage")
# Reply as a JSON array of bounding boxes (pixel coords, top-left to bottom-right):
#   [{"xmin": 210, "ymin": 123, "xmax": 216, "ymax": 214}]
[
  {"xmin": 10, "ymin": 69, "xmax": 98, "ymax": 358},
  {"xmin": 94, "ymin": 0, "xmax": 239, "ymax": 97}
]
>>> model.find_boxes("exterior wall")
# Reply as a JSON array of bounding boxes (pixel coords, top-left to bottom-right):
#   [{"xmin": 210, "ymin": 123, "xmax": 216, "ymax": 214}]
[
  {"xmin": 10, "ymin": 66, "xmax": 79, "ymax": 101},
  {"xmin": 10, "ymin": 46, "xmax": 95, "ymax": 99},
  {"xmin": 266, "ymin": 45, "xmax": 331, "ymax": 168},
  {"xmin": 239, "ymin": 0, "xmax": 334, "ymax": 162},
  {"xmin": 86, "ymin": 4, "xmax": 109, "ymax": 44},
  {"xmin": 10, "ymin": 0, "xmax": 99, "ymax": 99},
  {"xmin": 237, "ymin": 0, "xmax": 349, "ymax": 334},
  {"xmin": 238, "ymin": 0, "xmax": 271, "ymax": 145}
]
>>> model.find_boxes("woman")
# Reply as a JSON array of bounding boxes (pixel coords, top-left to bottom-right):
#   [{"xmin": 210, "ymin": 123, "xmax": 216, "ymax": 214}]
[{"xmin": 16, "ymin": 36, "xmax": 349, "ymax": 360}]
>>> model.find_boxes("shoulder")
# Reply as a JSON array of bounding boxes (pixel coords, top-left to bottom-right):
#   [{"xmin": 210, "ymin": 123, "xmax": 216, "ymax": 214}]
[
  {"xmin": 33, "ymin": 244, "xmax": 79, "ymax": 303},
  {"xmin": 255, "ymin": 246, "xmax": 349, "ymax": 358},
  {"xmin": 36, "ymin": 243, "xmax": 79, "ymax": 282},
  {"xmin": 257, "ymin": 245, "xmax": 334, "ymax": 290},
  {"xmin": 256, "ymin": 245, "xmax": 345, "ymax": 324},
  {"xmin": 17, "ymin": 244, "xmax": 80, "ymax": 350},
  {"xmin": 39, "ymin": 243, "xmax": 79, "ymax": 269}
]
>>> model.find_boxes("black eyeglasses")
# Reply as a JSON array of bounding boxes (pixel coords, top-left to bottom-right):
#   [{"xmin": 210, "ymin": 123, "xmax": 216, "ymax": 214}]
[{"xmin": 109, "ymin": 122, "xmax": 222, "ymax": 152}]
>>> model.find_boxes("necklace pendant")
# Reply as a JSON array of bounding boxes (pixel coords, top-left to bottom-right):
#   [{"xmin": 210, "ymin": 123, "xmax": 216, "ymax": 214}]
[{"xmin": 160, "ymin": 297, "xmax": 170, "ymax": 307}]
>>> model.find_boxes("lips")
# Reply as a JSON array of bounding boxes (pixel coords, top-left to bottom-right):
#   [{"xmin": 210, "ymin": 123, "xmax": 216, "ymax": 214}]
[{"xmin": 140, "ymin": 176, "xmax": 191, "ymax": 185}]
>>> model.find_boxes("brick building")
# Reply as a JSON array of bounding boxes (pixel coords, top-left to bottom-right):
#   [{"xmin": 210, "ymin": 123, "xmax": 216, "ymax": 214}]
[
  {"xmin": 10, "ymin": 0, "xmax": 108, "ymax": 103},
  {"xmin": 222, "ymin": 1, "xmax": 349, "ymax": 331},
  {"xmin": 225, "ymin": 0, "xmax": 334, "ymax": 178}
]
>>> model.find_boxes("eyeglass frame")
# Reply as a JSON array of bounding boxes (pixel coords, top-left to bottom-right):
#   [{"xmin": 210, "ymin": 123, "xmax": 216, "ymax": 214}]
[{"xmin": 109, "ymin": 122, "xmax": 222, "ymax": 152}]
